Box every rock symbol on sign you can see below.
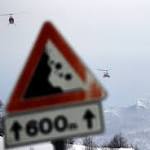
[6,22,105,113]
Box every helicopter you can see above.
[97,69,110,78]
[0,13,15,25]
[0,12,26,25]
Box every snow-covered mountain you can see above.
[95,98,150,150]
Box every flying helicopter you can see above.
[97,69,110,78]
[0,13,16,25]
[0,12,26,25]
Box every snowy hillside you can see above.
[95,98,150,150]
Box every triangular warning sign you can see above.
[6,22,105,113]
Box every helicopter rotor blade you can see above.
[0,11,27,17]
[97,69,109,71]
[0,13,13,16]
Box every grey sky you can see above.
[0,0,150,108]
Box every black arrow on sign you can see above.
[83,109,95,129]
[10,121,22,141]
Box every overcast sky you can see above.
[0,0,150,108]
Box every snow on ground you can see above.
[0,137,134,150]
[68,145,134,150]
[0,137,3,150]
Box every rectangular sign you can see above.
[5,102,104,148]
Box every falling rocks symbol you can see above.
[24,50,63,98]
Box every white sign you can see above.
[5,102,103,148]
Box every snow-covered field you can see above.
[68,145,134,150]
[0,137,134,150]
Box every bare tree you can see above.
[83,136,98,150]
[130,144,139,150]
[102,134,129,148]
[0,100,4,137]
[65,138,75,150]
[0,116,4,136]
